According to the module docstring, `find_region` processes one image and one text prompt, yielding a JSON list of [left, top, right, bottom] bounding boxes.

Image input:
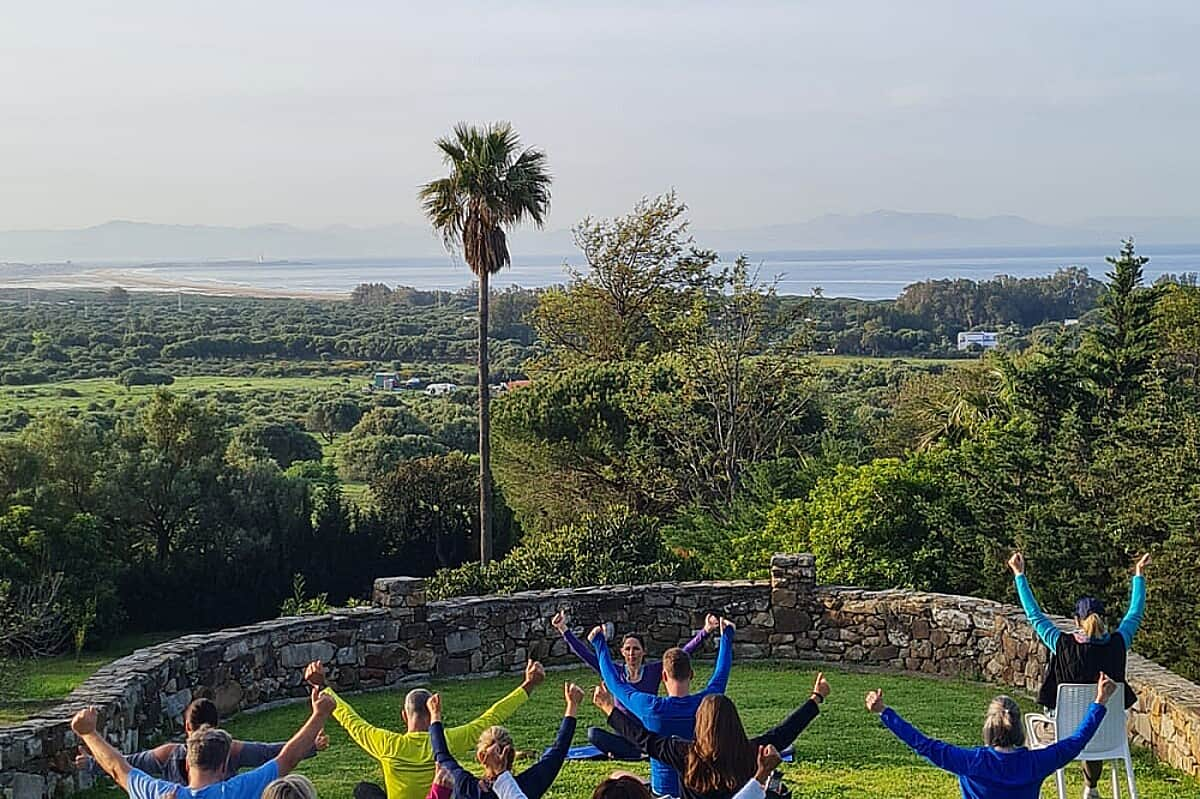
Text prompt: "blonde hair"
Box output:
[[262, 774, 318, 799], [1079, 613, 1108, 639], [982, 696, 1024, 749], [477, 725, 515, 774]]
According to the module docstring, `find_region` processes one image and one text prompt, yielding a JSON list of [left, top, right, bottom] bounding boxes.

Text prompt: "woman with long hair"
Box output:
[[591, 673, 830, 799], [1009, 551, 1148, 798], [868, 674, 1117, 799]]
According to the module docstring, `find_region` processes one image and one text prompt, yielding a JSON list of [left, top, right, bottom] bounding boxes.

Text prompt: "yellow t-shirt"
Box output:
[[325, 685, 529, 799]]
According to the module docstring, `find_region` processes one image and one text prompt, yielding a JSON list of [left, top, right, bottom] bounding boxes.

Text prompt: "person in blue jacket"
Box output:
[[592, 616, 736, 797], [868, 673, 1118, 799], [1009, 551, 1149, 797]]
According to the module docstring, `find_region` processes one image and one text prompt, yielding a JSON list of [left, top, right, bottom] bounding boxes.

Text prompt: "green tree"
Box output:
[[1083, 239, 1157, 412], [229, 421, 323, 469], [304, 399, 362, 444], [419, 122, 552, 564]]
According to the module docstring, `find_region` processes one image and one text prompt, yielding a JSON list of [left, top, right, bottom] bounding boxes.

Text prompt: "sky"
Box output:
[[2, 1, 1198, 232]]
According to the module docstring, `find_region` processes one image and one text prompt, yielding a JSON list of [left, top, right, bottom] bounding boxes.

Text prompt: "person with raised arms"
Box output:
[[591, 616, 736, 797], [427, 681, 581, 799], [70, 687, 333, 799], [867, 673, 1117, 799], [1008, 551, 1148, 798], [75, 697, 328, 784], [591, 672, 830, 799], [551, 609, 720, 760], [304, 659, 545, 799]]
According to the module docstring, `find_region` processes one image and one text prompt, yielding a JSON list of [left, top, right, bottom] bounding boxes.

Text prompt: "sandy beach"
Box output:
[[0, 264, 350, 299]]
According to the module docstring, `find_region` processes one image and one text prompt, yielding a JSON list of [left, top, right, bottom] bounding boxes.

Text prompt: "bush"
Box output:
[[117, 368, 174, 388], [428, 506, 699, 599]]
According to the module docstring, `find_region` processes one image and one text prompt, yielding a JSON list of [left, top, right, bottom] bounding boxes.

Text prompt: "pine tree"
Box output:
[[1084, 238, 1158, 412]]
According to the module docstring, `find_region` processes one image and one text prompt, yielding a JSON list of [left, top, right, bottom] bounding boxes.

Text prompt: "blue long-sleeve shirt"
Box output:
[[880, 702, 1107, 799], [429, 716, 575, 799], [1014, 574, 1145, 653], [594, 626, 734, 796], [561, 628, 709, 695]]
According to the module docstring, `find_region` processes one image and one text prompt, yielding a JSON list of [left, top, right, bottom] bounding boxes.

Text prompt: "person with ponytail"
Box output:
[[1008, 552, 1149, 797], [591, 672, 830, 799], [867, 673, 1118, 799]]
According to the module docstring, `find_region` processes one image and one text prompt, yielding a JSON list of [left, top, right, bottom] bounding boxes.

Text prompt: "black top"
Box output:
[[607, 699, 821, 799], [1038, 632, 1137, 709], [430, 717, 576, 799]]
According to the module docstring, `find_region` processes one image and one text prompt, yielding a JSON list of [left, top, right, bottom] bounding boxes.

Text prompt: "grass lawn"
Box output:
[[809, 354, 969, 368], [78, 662, 1198, 799], [0, 632, 182, 724]]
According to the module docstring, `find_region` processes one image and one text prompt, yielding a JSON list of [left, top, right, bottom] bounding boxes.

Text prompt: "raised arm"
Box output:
[[681, 614, 719, 654], [274, 688, 336, 776], [306, 661, 400, 760], [593, 631, 653, 717], [70, 708, 133, 791], [702, 619, 736, 694], [1031, 674, 1115, 773], [593, 684, 687, 772], [77, 743, 173, 780], [445, 660, 541, 754], [427, 695, 482, 799], [752, 673, 828, 750], [235, 735, 323, 769], [513, 683, 581, 798], [1117, 554, 1149, 646], [1008, 552, 1062, 653], [552, 610, 602, 672], [868, 690, 978, 777]]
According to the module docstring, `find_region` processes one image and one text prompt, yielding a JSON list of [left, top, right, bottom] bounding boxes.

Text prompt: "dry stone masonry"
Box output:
[[2, 554, 1197, 799]]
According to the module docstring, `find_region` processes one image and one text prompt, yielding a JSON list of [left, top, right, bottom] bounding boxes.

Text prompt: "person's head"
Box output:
[[982, 696, 1025, 749], [185, 724, 233, 776], [661, 647, 693, 694], [620, 634, 646, 670], [684, 695, 756, 794], [262, 774, 318, 799], [591, 776, 652, 799], [1075, 597, 1108, 639], [183, 698, 219, 734], [475, 726, 515, 777], [403, 688, 432, 731]]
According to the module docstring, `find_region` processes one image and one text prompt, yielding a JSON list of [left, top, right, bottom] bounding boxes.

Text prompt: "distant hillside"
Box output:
[[3, 212, 1199, 262]]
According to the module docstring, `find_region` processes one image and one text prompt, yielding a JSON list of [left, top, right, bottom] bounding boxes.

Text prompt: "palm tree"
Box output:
[[419, 122, 551, 564]]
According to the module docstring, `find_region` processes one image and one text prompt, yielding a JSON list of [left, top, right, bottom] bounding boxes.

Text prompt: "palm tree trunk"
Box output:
[[478, 270, 493, 565]]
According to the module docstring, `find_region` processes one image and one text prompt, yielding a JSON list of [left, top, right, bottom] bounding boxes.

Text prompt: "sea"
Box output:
[[9, 244, 1200, 300]]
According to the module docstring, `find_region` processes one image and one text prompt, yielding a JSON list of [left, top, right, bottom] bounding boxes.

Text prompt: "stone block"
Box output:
[[445, 630, 481, 655], [12, 774, 43, 799], [279, 642, 337, 668]]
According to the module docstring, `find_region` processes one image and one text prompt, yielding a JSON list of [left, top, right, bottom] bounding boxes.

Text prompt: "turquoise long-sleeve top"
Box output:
[[1014, 574, 1145, 653]]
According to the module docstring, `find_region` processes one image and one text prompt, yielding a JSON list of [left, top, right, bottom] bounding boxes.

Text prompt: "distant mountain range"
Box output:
[[2, 212, 1199, 262]]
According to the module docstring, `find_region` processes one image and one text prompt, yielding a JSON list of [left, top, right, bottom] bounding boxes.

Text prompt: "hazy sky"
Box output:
[[3, 1, 1198, 231]]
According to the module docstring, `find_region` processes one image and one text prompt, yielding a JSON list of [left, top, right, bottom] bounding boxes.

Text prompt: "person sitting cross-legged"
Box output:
[[591, 616, 735, 797], [305, 659, 545, 799], [75, 697, 328, 785], [868, 672, 1118, 799], [428, 682, 580, 799], [592, 670, 830, 799], [551, 609, 720, 760], [71, 687, 333, 799]]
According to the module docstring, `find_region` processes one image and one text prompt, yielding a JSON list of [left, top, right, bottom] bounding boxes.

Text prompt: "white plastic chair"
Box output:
[[1024, 683, 1138, 799]]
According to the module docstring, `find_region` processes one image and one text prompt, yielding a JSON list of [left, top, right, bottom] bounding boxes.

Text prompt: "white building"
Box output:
[[957, 331, 1000, 351]]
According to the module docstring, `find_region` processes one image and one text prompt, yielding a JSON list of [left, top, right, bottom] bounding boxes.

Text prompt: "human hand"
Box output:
[[1096, 672, 1118, 704], [1134, 553, 1151, 576], [592, 684, 616, 716], [314, 731, 329, 751], [703, 613, 720, 635], [74, 745, 92, 770], [312, 687, 336, 718], [304, 661, 327, 688], [588, 624, 604, 643], [865, 689, 886, 714], [426, 692, 442, 722], [755, 744, 783, 783], [481, 742, 512, 776], [564, 682, 584, 716], [71, 707, 99, 736], [551, 609, 569, 634], [811, 672, 830, 702], [432, 766, 453, 788], [522, 660, 545, 692], [1007, 552, 1025, 576], [720, 617, 736, 633]]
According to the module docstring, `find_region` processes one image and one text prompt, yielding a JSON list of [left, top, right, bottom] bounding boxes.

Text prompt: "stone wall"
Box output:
[[2, 555, 1197, 799]]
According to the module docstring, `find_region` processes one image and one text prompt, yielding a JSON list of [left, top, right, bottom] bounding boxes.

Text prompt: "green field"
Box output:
[[73, 663, 1199, 799], [809, 354, 969, 368]]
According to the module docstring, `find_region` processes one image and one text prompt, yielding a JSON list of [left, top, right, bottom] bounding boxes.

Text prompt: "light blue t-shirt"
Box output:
[[128, 761, 280, 799]]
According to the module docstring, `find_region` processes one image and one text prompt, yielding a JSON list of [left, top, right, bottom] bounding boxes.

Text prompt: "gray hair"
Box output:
[[186, 724, 233, 772], [982, 696, 1024, 749], [405, 688, 432, 722], [263, 774, 318, 799]]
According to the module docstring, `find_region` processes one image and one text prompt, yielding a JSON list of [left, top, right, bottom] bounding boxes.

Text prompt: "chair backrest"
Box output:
[[1054, 683, 1128, 758]]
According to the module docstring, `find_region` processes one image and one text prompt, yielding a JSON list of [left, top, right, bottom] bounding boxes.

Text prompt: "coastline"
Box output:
[[0, 266, 350, 300]]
